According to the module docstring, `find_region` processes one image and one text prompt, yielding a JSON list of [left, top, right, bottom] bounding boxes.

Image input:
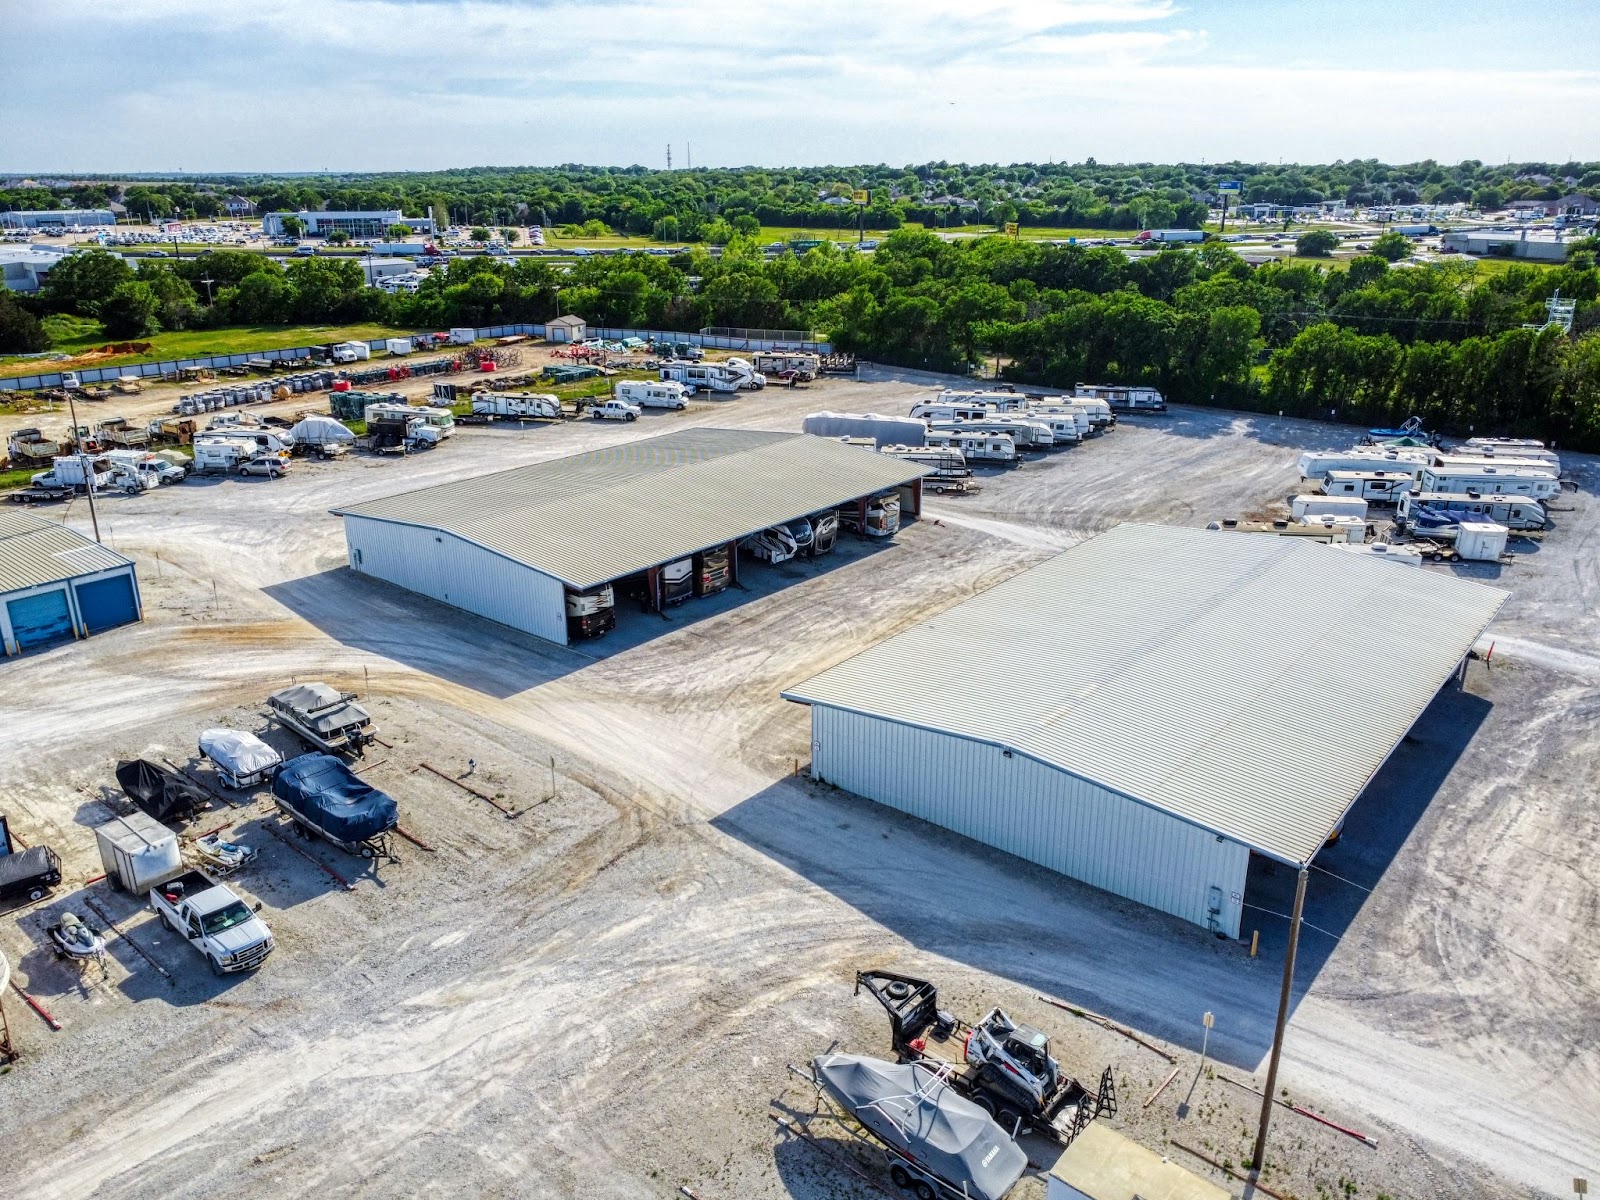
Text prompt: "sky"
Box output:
[[6, 0, 1598, 173]]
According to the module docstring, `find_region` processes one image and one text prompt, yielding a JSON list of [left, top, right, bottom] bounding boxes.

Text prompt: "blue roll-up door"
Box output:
[[74, 573, 138, 634], [7, 589, 74, 649]]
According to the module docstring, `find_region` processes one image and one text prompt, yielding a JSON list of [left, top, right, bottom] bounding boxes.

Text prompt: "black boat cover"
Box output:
[[272, 754, 397, 844], [115, 759, 205, 822]]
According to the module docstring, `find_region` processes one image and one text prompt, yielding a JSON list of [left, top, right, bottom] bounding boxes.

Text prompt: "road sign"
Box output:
[[1004, 222, 1019, 236], [852, 190, 869, 205], [1219, 180, 1243, 192]]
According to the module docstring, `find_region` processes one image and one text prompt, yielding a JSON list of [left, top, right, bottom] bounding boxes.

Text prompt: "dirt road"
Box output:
[[1, 369, 1594, 1200]]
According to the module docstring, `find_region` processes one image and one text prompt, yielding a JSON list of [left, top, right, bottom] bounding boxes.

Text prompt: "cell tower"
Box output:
[[666, 144, 672, 170], [1525, 289, 1576, 334]]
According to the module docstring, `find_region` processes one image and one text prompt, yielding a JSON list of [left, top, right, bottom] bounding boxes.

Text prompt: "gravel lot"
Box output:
[[1, 362, 1595, 1200]]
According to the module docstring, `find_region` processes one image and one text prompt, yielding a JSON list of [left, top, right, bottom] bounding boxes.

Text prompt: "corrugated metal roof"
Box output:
[[783, 523, 1508, 865], [0, 510, 132, 594], [333, 429, 928, 589]]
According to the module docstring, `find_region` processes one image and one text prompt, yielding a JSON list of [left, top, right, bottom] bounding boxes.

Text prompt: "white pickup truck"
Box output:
[[591, 398, 641, 422], [150, 870, 274, 975]]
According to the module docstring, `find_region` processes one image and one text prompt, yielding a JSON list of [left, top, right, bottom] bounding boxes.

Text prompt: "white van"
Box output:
[[615, 380, 688, 410]]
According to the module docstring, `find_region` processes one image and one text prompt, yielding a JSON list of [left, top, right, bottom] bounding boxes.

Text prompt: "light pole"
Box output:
[[64, 388, 101, 543], [1250, 867, 1307, 1181]]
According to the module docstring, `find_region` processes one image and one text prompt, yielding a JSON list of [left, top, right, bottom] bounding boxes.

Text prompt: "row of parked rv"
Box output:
[[1284, 426, 1567, 564], [798, 382, 1163, 487]]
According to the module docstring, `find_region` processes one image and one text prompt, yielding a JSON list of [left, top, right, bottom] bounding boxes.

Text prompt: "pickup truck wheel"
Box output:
[[27, 886, 44, 902], [625, 413, 637, 421], [208, 954, 224, 977], [158, 909, 173, 930]]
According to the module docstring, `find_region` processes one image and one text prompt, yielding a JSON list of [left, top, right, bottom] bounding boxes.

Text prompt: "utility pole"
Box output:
[[1250, 867, 1307, 1182], [64, 388, 101, 543], [198, 276, 215, 304]]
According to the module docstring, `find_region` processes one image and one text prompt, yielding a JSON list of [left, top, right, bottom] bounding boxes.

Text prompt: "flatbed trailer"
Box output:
[[8, 486, 73, 506], [856, 970, 1115, 1145]]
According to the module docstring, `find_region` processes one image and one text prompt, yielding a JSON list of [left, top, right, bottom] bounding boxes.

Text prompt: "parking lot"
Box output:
[[1, 368, 1596, 1200]]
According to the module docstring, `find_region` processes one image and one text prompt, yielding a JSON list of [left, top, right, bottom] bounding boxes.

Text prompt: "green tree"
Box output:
[[1472, 186, 1505, 212], [732, 213, 761, 238], [280, 215, 305, 237], [502, 228, 519, 244], [1371, 231, 1411, 262], [0, 292, 49, 352], [38, 249, 133, 316], [1346, 254, 1390, 288], [99, 281, 162, 338], [220, 272, 296, 324], [135, 263, 200, 329], [470, 226, 491, 242], [701, 219, 736, 245], [326, 230, 351, 245], [387, 224, 413, 239], [652, 215, 681, 242], [1295, 230, 1339, 257]]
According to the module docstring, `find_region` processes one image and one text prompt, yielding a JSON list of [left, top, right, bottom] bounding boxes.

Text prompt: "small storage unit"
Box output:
[[1, 511, 142, 657], [545, 314, 588, 343], [95, 810, 184, 893], [1455, 521, 1510, 562]]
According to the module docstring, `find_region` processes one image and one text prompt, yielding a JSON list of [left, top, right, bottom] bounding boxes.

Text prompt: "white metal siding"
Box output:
[[343, 515, 568, 645], [809, 705, 1249, 937]]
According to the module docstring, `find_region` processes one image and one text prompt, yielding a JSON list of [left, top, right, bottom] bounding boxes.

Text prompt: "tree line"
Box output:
[[4, 232, 1598, 450], [15, 157, 1595, 243]]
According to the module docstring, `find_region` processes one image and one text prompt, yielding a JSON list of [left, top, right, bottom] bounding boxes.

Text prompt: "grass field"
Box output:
[[1, 322, 420, 378]]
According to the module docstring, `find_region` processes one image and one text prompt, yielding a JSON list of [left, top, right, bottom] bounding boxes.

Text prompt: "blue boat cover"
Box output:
[[271, 754, 397, 844]]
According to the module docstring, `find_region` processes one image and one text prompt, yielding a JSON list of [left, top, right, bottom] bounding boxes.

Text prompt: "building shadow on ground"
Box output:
[[712, 682, 1487, 1070], [263, 533, 903, 698]]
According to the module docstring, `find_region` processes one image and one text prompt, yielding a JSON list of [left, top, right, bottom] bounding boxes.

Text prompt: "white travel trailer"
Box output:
[[472, 392, 562, 420], [1460, 437, 1558, 468], [1320, 470, 1415, 503], [1292, 493, 1369, 521], [923, 429, 1017, 463], [1396, 491, 1547, 531], [879, 445, 970, 476], [1416, 464, 1560, 499], [1075, 382, 1167, 412], [1018, 412, 1082, 445], [1426, 453, 1557, 478], [908, 401, 994, 423], [197, 427, 294, 456], [930, 418, 1053, 449], [1296, 449, 1429, 479], [1023, 402, 1092, 438]]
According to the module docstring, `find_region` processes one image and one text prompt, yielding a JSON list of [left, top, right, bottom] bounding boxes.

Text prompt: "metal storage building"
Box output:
[[782, 523, 1508, 937], [0, 511, 142, 657], [333, 429, 927, 646]]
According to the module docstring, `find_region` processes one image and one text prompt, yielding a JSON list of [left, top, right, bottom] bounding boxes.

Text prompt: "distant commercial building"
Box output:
[[1, 512, 142, 656], [1442, 229, 1574, 262], [0, 209, 117, 229], [262, 210, 434, 238], [0, 244, 74, 293], [223, 195, 257, 217]]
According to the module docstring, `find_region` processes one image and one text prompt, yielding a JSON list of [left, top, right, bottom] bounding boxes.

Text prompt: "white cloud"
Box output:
[[4, 0, 1597, 169]]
